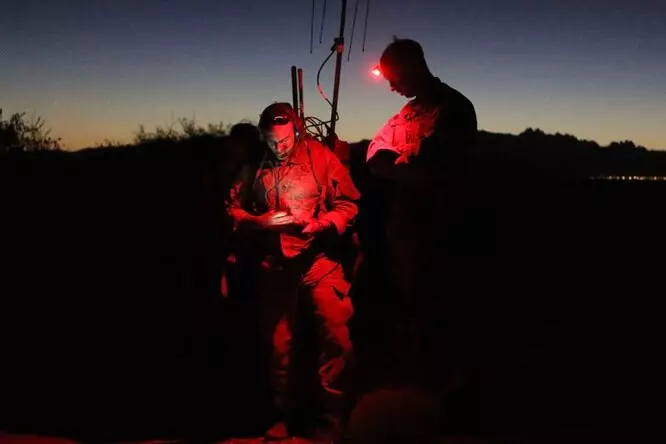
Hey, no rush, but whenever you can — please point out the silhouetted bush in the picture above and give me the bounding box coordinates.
[130,117,253,145]
[0,109,62,152]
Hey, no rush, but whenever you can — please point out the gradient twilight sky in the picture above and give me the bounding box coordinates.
[1,0,665,150]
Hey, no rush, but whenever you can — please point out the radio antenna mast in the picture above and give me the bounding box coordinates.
[301,1,371,147]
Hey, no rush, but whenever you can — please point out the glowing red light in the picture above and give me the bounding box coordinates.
[371,67,382,77]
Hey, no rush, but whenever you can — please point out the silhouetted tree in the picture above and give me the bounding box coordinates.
[134,122,179,144]
[607,140,646,151]
[0,109,62,152]
[96,139,127,149]
[131,117,246,144]
[520,127,546,138]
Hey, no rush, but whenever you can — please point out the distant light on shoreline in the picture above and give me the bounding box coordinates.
[590,175,666,181]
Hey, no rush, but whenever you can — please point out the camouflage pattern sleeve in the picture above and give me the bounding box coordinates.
[366,114,400,162]
[225,166,254,232]
[321,148,361,235]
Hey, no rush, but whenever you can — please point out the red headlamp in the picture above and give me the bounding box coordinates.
[371,64,383,78]
[271,115,291,126]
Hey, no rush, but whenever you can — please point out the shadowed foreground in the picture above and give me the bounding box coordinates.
[0,140,662,442]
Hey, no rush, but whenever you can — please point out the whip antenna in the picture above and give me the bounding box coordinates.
[347,0,360,61]
[362,0,370,52]
[310,0,316,53]
[319,0,327,44]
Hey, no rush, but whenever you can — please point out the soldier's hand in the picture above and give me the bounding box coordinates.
[395,142,420,164]
[301,217,334,235]
[255,211,296,231]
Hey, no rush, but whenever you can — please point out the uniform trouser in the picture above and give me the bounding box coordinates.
[256,254,354,425]
[388,232,460,391]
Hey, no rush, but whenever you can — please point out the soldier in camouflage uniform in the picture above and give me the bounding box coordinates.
[366,38,478,390]
[227,103,360,442]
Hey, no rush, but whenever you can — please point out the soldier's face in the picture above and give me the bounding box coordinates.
[381,62,419,99]
[381,62,419,98]
[264,122,296,160]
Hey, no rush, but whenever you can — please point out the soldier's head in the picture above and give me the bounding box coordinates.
[258,102,304,161]
[228,122,262,164]
[379,37,434,99]
[230,122,260,142]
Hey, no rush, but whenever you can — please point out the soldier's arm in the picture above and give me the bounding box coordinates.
[369,101,475,183]
[365,107,436,184]
[320,149,361,235]
[365,115,401,162]
[366,149,438,185]
[226,167,260,232]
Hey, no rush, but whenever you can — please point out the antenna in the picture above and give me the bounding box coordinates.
[296,1,372,147]
[291,66,299,111]
[310,0,315,53]
[362,0,370,52]
[347,0,360,62]
[328,0,347,142]
[298,68,305,121]
[319,0,327,44]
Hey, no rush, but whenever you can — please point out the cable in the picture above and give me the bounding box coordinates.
[305,115,331,132]
[362,0,370,52]
[304,116,336,143]
[316,49,340,123]
[319,0,327,44]
[347,0,360,61]
[304,116,330,141]
[310,0,315,53]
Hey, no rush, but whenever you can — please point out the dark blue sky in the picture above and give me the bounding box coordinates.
[2,0,664,149]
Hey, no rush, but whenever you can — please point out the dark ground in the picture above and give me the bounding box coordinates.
[0,145,661,442]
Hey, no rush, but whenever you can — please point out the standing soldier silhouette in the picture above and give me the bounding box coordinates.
[366,37,478,390]
[226,103,360,442]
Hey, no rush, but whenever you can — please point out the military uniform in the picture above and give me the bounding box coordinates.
[366,78,478,389]
[227,135,360,434]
